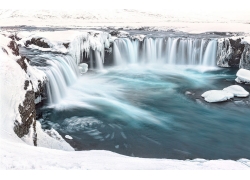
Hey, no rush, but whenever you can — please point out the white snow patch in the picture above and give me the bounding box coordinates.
[236,69,250,83]
[201,90,234,103]
[36,122,74,151]
[78,63,88,74]
[223,85,249,97]
[65,135,73,140]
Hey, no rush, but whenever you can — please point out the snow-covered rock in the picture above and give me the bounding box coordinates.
[236,69,250,83]
[65,135,73,140]
[217,38,245,68]
[201,90,234,103]
[78,63,88,74]
[239,44,250,70]
[223,85,249,97]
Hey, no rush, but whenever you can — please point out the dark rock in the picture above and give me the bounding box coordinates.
[16,56,28,73]
[110,30,119,36]
[8,40,19,56]
[25,38,50,48]
[24,80,29,90]
[8,33,21,41]
[217,38,245,67]
[239,44,250,70]
[1,47,8,55]
[62,43,70,48]
[13,90,37,146]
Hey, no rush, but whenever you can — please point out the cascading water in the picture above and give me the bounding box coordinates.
[28,32,250,160]
[113,37,217,66]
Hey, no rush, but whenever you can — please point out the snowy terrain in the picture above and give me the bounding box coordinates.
[1,8,250,170]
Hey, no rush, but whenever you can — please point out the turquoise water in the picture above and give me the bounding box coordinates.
[40,65,250,160]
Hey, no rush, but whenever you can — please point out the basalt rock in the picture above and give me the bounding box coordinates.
[13,90,37,146]
[63,42,70,48]
[8,40,19,56]
[25,38,50,48]
[217,38,245,67]
[239,44,250,70]
[16,56,28,73]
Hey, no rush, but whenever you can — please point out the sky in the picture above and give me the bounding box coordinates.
[1,0,249,13]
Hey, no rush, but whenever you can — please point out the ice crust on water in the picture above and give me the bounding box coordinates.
[236,69,250,83]
[201,90,234,103]
[223,85,249,97]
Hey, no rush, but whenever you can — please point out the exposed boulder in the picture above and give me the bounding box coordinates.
[25,38,50,48]
[63,42,70,48]
[8,40,19,56]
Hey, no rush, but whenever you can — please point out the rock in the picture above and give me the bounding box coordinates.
[8,40,19,56]
[13,90,37,146]
[201,90,234,103]
[217,38,245,67]
[25,38,50,48]
[223,85,249,97]
[239,44,250,70]
[236,69,250,83]
[16,56,28,73]
[62,42,70,48]
[78,63,88,74]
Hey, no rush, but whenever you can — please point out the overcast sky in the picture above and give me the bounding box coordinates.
[1,0,249,13]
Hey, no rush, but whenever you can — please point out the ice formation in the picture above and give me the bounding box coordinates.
[223,85,249,97]
[201,90,234,103]
[236,69,250,83]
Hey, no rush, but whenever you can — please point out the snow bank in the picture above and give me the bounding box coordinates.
[0,33,72,151]
[0,137,249,170]
[223,85,249,97]
[201,90,234,103]
[236,69,250,83]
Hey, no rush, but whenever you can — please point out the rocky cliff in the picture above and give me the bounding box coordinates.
[217,37,250,69]
[1,34,46,146]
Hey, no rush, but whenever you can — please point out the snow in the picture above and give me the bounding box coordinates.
[236,69,250,83]
[223,85,249,97]
[201,90,234,103]
[79,63,88,74]
[65,135,73,140]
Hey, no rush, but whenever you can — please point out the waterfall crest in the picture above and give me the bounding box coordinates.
[113,37,218,66]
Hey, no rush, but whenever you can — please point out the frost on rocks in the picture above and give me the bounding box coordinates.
[223,85,249,97]
[201,90,234,103]
[236,69,250,83]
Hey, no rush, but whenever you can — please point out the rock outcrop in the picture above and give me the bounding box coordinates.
[217,38,245,68]
[239,44,250,70]
[1,34,46,146]
[25,38,50,48]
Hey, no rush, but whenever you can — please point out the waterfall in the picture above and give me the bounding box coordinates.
[113,37,218,66]
[41,54,78,104]
[69,32,110,70]
[39,35,219,105]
